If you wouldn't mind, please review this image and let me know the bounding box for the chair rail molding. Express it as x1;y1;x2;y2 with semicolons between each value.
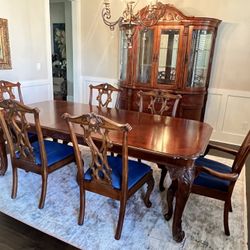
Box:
205;88;250;145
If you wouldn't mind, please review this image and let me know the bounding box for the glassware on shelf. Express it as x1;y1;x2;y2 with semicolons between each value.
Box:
187;29;213;88
136;29;154;84
157;29;179;85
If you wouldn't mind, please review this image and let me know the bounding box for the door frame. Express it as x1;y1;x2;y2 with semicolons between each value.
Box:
45;0;82;102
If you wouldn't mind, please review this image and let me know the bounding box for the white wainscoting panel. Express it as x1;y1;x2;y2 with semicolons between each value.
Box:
19;79;53;104
81;76;119;107
204;88;250;145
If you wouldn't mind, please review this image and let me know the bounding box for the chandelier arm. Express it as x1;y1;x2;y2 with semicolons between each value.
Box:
102;8;124;31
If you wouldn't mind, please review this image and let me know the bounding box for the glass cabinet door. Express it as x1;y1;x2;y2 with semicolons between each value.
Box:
187;29;214;88
157;29;180;86
119;31;128;81
135;29;154;84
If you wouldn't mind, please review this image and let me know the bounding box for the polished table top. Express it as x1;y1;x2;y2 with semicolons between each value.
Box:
28;100;212;161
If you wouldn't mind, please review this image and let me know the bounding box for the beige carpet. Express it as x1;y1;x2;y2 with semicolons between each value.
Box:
0;148;247;250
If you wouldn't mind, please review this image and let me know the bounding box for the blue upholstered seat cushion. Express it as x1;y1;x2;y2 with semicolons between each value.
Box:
194;156;232;192
31;140;74;166
84;156;152;190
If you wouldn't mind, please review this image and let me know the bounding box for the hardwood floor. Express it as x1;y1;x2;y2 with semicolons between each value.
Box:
0;142;249;250
0;212;78;250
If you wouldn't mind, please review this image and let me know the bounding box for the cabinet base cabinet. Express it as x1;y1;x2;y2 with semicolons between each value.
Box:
119;87;206;121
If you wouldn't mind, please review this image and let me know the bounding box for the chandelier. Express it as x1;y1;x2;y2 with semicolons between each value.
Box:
102;1;165;48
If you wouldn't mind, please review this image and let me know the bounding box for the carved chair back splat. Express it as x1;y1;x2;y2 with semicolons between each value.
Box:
137;90;182;116
89;83;121;109
63;112;155;240
0;80;24;103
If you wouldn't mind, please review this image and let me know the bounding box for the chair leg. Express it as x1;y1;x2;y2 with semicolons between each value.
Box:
158;164;167;192
115;199;127;240
39;173;48;209
11;167;18;199
78;182;85;225
224;202;230;236
229;199;233;212
143;174;154;208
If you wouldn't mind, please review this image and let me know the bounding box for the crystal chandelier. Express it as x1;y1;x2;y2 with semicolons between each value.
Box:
102;1;165;48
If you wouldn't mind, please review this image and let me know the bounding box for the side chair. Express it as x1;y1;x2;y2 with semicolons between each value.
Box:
89;83;121;109
191;130;250;236
137;90;182;191
0;80;24;103
0;99;75;208
0;80;37;142
63;112;155;240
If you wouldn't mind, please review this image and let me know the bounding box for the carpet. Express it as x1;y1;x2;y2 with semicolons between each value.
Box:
0;147;247;250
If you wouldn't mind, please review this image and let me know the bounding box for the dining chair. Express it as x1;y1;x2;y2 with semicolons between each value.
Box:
191;130;250;235
63;112;155;240
0;80;37;142
89;83;121;109
137;89;182;191
0;80;24;103
0;99;75;209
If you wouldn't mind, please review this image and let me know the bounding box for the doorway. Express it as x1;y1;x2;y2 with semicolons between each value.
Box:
49;0;73;101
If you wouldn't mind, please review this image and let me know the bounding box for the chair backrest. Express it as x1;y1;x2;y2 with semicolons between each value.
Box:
0;99;46;166
232;130;250;174
89;83;121;109
0;80;24;103
63;112;132;187
137;90;182;116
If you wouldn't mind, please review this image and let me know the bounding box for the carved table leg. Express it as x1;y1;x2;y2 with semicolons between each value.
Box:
164;179;178;221
0;129;7;175
172;167;195;242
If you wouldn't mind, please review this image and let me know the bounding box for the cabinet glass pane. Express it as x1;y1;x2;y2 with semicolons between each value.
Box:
187;30;213;88
136;30;154;84
157;29;179;85
119;31;128;81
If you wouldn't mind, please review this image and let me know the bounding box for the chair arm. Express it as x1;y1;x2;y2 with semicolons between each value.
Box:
205;143;238;156
196;165;238;181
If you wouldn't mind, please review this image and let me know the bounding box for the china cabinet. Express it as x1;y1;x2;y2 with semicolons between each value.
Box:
118;3;221;121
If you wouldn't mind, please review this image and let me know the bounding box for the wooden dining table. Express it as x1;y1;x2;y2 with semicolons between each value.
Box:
0;100;213;242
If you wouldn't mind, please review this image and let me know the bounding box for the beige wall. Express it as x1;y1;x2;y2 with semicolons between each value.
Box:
0;0;49;81
81;0;120;78
82;0;250;91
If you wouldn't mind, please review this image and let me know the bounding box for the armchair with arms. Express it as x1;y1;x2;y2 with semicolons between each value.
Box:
191;130;250;235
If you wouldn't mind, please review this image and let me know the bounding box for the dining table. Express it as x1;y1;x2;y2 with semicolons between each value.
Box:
0;100;213;242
